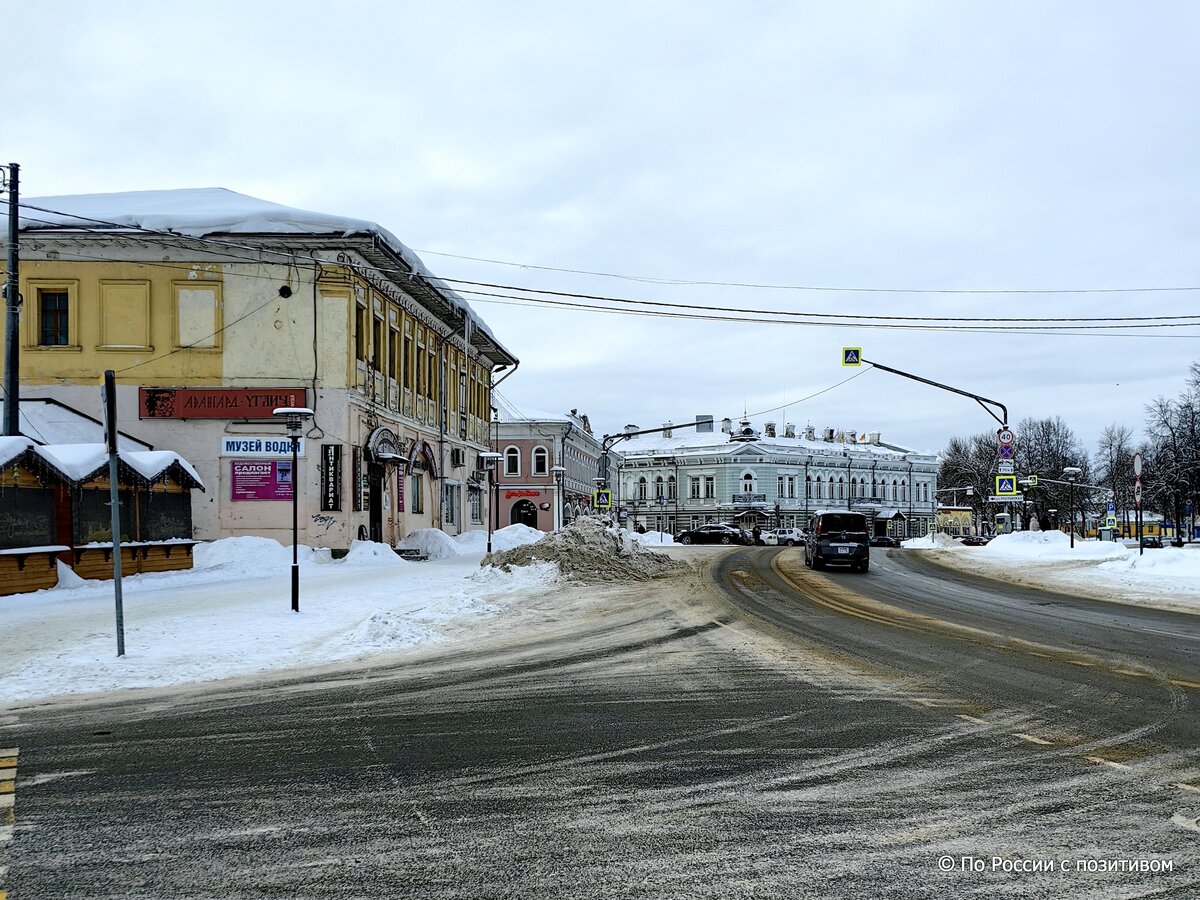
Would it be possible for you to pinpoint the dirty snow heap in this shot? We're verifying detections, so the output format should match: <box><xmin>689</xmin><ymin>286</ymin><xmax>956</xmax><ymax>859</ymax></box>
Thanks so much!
<box><xmin>483</xmin><ymin>517</ymin><xmax>684</xmax><ymax>582</ymax></box>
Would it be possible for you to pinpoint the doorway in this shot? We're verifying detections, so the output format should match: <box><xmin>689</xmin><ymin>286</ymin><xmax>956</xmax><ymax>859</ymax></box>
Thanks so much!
<box><xmin>510</xmin><ymin>499</ymin><xmax>538</xmax><ymax>528</ymax></box>
<box><xmin>367</xmin><ymin>461</ymin><xmax>384</xmax><ymax>543</ymax></box>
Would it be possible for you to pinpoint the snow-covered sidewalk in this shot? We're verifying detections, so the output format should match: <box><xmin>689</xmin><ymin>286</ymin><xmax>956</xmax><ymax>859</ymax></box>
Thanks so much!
<box><xmin>902</xmin><ymin>530</ymin><xmax>1200</xmax><ymax>614</ymax></box>
<box><xmin>1</xmin><ymin>526</ymin><xmax>555</xmax><ymax>705</ymax></box>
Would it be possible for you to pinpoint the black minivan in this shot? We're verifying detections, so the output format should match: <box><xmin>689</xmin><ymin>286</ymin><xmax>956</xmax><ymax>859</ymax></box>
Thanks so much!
<box><xmin>804</xmin><ymin>511</ymin><xmax>870</xmax><ymax>573</ymax></box>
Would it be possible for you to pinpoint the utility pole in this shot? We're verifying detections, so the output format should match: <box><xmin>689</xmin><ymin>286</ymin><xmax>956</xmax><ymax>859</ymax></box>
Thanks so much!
<box><xmin>3</xmin><ymin>163</ymin><xmax>19</xmax><ymax>436</ymax></box>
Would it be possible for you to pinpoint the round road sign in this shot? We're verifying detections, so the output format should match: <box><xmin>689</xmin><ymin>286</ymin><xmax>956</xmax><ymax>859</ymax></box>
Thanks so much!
<box><xmin>1133</xmin><ymin>452</ymin><xmax>1143</xmax><ymax>476</ymax></box>
<box><xmin>998</xmin><ymin>428</ymin><xmax>1015</xmax><ymax>445</ymax></box>
<box><xmin>998</xmin><ymin>444</ymin><xmax>1016</xmax><ymax>460</ymax></box>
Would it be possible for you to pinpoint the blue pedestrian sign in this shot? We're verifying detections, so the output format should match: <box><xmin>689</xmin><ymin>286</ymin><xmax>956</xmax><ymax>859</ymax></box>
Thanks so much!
<box><xmin>995</xmin><ymin>476</ymin><xmax>1017</xmax><ymax>496</ymax></box>
<box><xmin>842</xmin><ymin>347</ymin><xmax>862</xmax><ymax>366</ymax></box>
<box><xmin>593</xmin><ymin>489</ymin><xmax>613</xmax><ymax>509</ymax></box>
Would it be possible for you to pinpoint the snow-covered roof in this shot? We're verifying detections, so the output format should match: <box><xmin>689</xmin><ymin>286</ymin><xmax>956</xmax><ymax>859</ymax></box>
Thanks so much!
<box><xmin>24</xmin><ymin>443</ymin><xmax>204</xmax><ymax>490</ymax></box>
<box><xmin>493</xmin><ymin>395</ymin><xmax>589</xmax><ymax>428</ymax></box>
<box><xmin>0</xmin><ymin>435</ymin><xmax>35</xmax><ymax>469</ymax></box>
<box><xmin>0</xmin><ymin>398</ymin><xmax>152</xmax><ymax>450</ymax></box>
<box><xmin>613</xmin><ymin>428</ymin><xmax>914</xmax><ymax>459</ymax></box>
<box><xmin>12</xmin><ymin>188</ymin><xmax>514</xmax><ymax>365</ymax></box>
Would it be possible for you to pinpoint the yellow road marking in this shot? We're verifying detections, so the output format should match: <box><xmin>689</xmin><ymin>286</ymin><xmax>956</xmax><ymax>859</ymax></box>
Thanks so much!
<box><xmin>1175</xmin><ymin>782</ymin><xmax>1200</xmax><ymax>794</ymax></box>
<box><xmin>1015</xmin><ymin>733</ymin><xmax>1055</xmax><ymax>745</ymax></box>
<box><xmin>1168</xmin><ymin>679</ymin><xmax>1200</xmax><ymax>691</ymax></box>
<box><xmin>957</xmin><ymin>715</ymin><xmax>988</xmax><ymax>725</ymax></box>
<box><xmin>0</xmin><ymin>784</ymin><xmax>11</xmax><ymax>795</ymax></box>
<box><xmin>1114</xmin><ymin>668</ymin><xmax>1150</xmax><ymax>678</ymax></box>
<box><xmin>0</xmin><ymin>761</ymin><xmax>14</xmax><ymax>771</ymax></box>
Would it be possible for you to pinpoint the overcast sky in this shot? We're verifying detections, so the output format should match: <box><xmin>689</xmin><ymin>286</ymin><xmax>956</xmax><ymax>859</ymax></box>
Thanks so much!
<box><xmin>8</xmin><ymin>1</ymin><xmax>1200</xmax><ymax>454</ymax></box>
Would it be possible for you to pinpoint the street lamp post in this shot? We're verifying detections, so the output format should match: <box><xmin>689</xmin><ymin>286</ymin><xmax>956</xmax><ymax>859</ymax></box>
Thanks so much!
<box><xmin>550</xmin><ymin>465</ymin><xmax>566</xmax><ymax>531</ymax></box>
<box><xmin>480</xmin><ymin>452</ymin><xmax>502</xmax><ymax>554</ymax></box>
<box><xmin>1062</xmin><ymin>466</ymin><xmax>1082</xmax><ymax>549</ymax></box>
<box><xmin>273</xmin><ymin>406</ymin><xmax>314</xmax><ymax>612</ymax></box>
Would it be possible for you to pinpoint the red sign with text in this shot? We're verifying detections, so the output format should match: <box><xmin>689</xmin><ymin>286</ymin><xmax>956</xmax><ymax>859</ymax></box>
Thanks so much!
<box><xmin>140</xmin><ymin>387</ymin><xmax>306</xmax><ymax>419</ymax></box>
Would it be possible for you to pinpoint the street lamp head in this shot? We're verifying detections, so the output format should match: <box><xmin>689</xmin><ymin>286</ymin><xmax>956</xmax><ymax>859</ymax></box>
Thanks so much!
<box><xmin>273</xmin><ymin>406</ymin><xmax>314</xmax><ymax>436</ymax></box>
<box><xmin>550</xmin><ymin>465</ymin><xmax>566</xmax><ymax>474</ymax></box>
<box><xmin>1062</xmin><ymin>466</ymin><xmax>1082</xmax><ymax>481</ymax></box>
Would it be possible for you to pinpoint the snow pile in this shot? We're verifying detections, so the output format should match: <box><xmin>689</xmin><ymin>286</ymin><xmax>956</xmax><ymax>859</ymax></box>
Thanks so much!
<box><xmin>341</xmin><ymin>540</ymin><xmax>408</xmax><ymax>567</ymax></box>
<box><xmin>193</xmin><ymin>535</ymin><xmax>297</xmax><ymax>575</ymax></box>
<box><xmin>632</xmin><ymin>531</ymin><xmax>675</xmax><ymax>545</ymax></box>
<box><xmin>483</xmin><ymin>516</ymin><xmax>684</xmax><ymax>582</ymax></box>
<box><xmin>398</xmin><ymin>528</ymin><xmax>463</xmax><ymax>560</ymax></box>
<box><xmin>903</xmin><ymin>532</ymin><xmax>960</xmax><ymax>550</ymax></box>
<box><xmin>984</xmin><ymin>530</ymin><xmax>1128</xmax><ymax>561</ymax></box>
<box><xmin>451</xmin><ymin>524</ymin><xmax>546</xmax><ymax>556</ymax></box>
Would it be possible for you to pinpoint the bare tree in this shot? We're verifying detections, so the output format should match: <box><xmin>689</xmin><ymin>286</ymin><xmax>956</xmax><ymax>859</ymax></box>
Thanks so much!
<box><xmin>1094</xmin><ymin>423</ymin><xmax>1136</xmax><ymax>532</ymax></box>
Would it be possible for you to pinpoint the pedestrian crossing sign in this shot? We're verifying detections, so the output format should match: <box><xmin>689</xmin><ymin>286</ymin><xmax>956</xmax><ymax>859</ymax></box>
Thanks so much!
<box><xmin>842</xmin><ymin>347</ymin><xmax>862</xmax><ymax>366</ymax></box>
<box><xmin>995</xmin><ymin>476</ymin><xmax>1017</xmax><ymax>496</ymax></box>
<box><xmin>593</xmin><ymin>489</ymin><xmax>613</xmax><ymax>509</ymax></box>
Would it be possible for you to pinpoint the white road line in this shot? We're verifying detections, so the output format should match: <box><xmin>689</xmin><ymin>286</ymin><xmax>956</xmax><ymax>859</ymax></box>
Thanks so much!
<box><xmin>1086</xmin><ymin>755</ymin><xmax>1131</xmax><ymax>771</ymax></box>
<box><xmin>957</xmin><ymin>714</ymin><xmax>988</xmax><ymax>725</ymax></box>
<box><xmin>0</xmin><ymin>771</ymin><xmax>12</xmax><ymax>782</ymax></box>
<box><xmin>0</xmin><ymin>750</ymin><xmax>16</xmax><ymax>759</ymax></box>
<box><xmin>1015</xmin><ymin>733</ymin><xmax>1054</xmax><ymax>745</ymax></box>
<box><xmin>0</xmin><ymin>795</ymin><xmax>12</xmax><ymax>809</ymax></box>
<box><xmin>0</xmin><ymin>826</ymin><xmax>12</xmax><ymax>842</ymax></box>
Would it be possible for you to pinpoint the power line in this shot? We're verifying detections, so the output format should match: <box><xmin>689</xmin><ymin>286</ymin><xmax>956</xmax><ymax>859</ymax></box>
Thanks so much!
<box><xmin>416</xmin><ymin>248</ymin><xmax>1200</xmax><ymax>295</ymax></box>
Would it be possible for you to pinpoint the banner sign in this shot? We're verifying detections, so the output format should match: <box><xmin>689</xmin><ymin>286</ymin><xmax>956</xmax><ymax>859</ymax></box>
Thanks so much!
<box><xmin>220</xmin><ymin>436</ymin><xmax>305</xmax><ymax>458</ymax></box>
<box><xmin>140</xmin><ymin>387</ymin><xmax>306</xmax><ymax>419</ymax></box>
<box><xmin>230</xmin><ymin>459</ymin><xmax>293</xmax><ymax>501</ymax></box>
<box><xmin>321</xmin><ymin>444</ymin><xmax>342</xmax><ymax>511</ymax></box>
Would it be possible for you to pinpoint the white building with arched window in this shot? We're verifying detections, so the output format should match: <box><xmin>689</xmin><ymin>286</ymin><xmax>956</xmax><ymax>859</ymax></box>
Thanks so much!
<box><xmin>611</xmin><ymin>417</ymin><xmax>938</xmax><ymax>537</ymax></box>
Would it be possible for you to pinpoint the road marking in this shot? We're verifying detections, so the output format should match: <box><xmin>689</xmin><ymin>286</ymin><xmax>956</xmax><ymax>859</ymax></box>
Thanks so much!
<box><xmin>957</xmin><ymin>715</ymin><xmax>988</xmax><ymax>725</ymax></box>
<box><xmin>1175</xmin><ymin>782</ymin><xmax>1200</xmax><ymax>794</ymax></box>
<box><xmin>0</xmin><ymin>784</ymin><xmax>11</xmax><ymax>795</ymax></box>
<box><xmin>1015</xmin><ymin>733</ymin><xmax>1055</xmax><ymax>745</ymax></box>
<box><xmin>0</xmin><ymin>748</ymin><xmax>12</xmax><ymax>900</ymax></box>
<box><xmin>1168</xmin><ymin>678</ymin><xmax>1200</xmax><ymax>691</ymax></box>
<box><xmin>0</xmin><ymin>826</ymin><xmax>11</xmax><ymax>842</ymax></box>
<box><xmin>0</xmin><ymin>772</ymin><xmax>13</xmax><ymax>783</ymax></box>
<box><xmin>0</xmin><ymin>796</ymin><xmax>11</xmax><ymax>809</ymax></box>
<box><xmin>1114</xmin><ymin>668</ymin><xmax>1149</xmax><ymax>678</ymax></box>
<box><xmin>1086</xmin><ymin>755</ymin><xmax>1131</xmax><ymax>771</ymax></box>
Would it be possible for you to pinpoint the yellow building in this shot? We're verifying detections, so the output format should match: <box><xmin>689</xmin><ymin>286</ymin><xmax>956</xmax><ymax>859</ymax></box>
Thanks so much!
<box><xmin>2</xmin><ymin>188</ymin><xmax>517</xmax><ymax>548</ymax></box>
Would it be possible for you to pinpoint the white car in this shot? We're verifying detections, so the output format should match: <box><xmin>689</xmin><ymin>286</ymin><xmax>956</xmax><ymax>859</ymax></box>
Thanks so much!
<box><xmin>757</xmin><ymin>530</ymin><xmax>779</xmax><ymax>546</ymax></box>
<box><xmin>773</xmin><ymin>528</ymin><xmax>805</xmax><ymax>546</ymax></box>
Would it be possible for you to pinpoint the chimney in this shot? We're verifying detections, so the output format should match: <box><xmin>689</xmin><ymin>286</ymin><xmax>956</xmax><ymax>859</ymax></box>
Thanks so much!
<box><xmin>721</xmin><ymin>417</ymin><xmax>732</xmax><ymax>434</ymax></box>
<box><xmin>695</xmin><ymin>414</ymin><xmax>714</xmax><ymax>433</ymax></box>
<box><xmin>765</xmin><ymin>421</ymin><xmax>776</xmax><ymax>438</ymax></box>
<box><xmin>823</xmin><ymin>427</ymin><xmax>835</xmax><ymax>442</ymax></box>
<box><xmin>846</xmin><ymin>429</ymin><xmax>857</xmax><ymax>444</ymax></box>
<box><xmin>804</xmin><ymin>425</ymin><xmax>816</xmax><ymax>441</ymax></box>
<box><xmin>784</xmin><ymin>423</ymin><xmax>796</xmax><ymax>438</ymax></box>
<box><xmin>662</xmin><ymin>421</ymin><xmax>673</xmax><ymax>438</ymax></box>
<box><xmin>868</xmin><ymin>431</ymin><xmax>881</xmax><ymax>445</ymax></box>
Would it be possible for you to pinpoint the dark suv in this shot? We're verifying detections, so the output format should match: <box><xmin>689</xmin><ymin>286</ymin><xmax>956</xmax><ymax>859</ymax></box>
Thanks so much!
<box><xmin>804</xmin><ymin>511</ymin><xmax>870</xmax><ymax>572</ymax></box>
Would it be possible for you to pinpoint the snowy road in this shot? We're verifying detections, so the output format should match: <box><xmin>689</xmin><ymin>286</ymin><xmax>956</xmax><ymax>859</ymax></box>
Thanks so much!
<box><xmin>4</xmin><ymin>546</ymin><xmax>1199</xmax><ymax>898</ymax></box>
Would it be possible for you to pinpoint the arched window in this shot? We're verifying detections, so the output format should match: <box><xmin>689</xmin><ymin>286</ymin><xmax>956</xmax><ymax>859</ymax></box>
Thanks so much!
<box><xmin>816</xmin><ymin>476</ymin><xmax>824</xmax><ymax>499</ymax></box>
<box><xmin>532</xmin><ymin>446</ymin><xmax>548</xmax><ymax>476</ymax></box>
<box><xmin>901</xmin><ymin>479</ymin><xmax>908</xmax><ymax>501</ymax></box>
<box><xmin>892</xmin><ymin>479</ymin><xmax>899</xmax><ymax>501</ymax></box>
<box><xmin>655</xmin><ymin>476</ymin><xmax>665</xmax><ymax>499</ymax></box>
<box><xmin>838</xmin><ymin>477</ymin><xmax>845</xmax><ymax>499</ymax></box>
<box><xmin>504</xmin><ymin>446</ymin><xmax>520</xmax><ymax>476</ymax></box>
<box><xmin>806</xmin><ymin>475</ymin><xmax>812</xmax><ymax>498</ymax></box>
<box><xmin>871</xmin><ymin>478</ymin><xmax>878</xmax><ymax>499</ymax></box>
<box><xmin>667</xmin><ymin>475</ymin><xmax>676</xmax><ymax>499</ymax></box>
<box><xmin>637</xmin><ymin>477</ymin><xmax>648</xmax><ymax>500</ymax></box>
<box><xmin>742</xmin><ymin>472</ymin><xmax>755</xmax><ymax>492</ymax></box>
<box><xmin>851</xmin><ymin>477</ymin><xmax>858</xmax><ymax>497</ymax></box>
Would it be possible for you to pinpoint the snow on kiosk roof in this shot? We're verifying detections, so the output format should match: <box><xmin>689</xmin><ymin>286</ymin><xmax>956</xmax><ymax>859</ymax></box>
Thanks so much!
<box><xmin>24</xmin><ymin>443</ymin><xmax>205</xmax><ymax>490</ymax></box>
<box><xmin>13</xmin><ymin>187</ymin><xmax>516</xmax><ymax>367</ymax></box>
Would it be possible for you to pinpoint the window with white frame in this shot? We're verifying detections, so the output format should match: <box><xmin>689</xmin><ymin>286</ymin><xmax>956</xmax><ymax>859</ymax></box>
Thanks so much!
<box><xmin>532</xmin><ymin>446</ymin><xmax>549</xmax><ymax>476</ymax></box>
<box><xmin>689</xmin><ymin>477</ymin><xmax>701</xmax><ymax>499</ymax></box>
<box><xmin>638</xmin><ymin>477</ymin><xmax>648</xmax><ymax>500</ymax></box>
<box><xmin>703</xmin><ymin>476</ymin><xmax>715</xmax><ymax>499</ymax></box>
<box><xmin>655</xmin><ymin>476</ymin><xmax>664</xmax><ymax>499</ymax></box>
<box><xmin>504</xmin><ymin>446</ymin><xmax>520</xmax><ymax>476</ymax></box>
<box><xmin>667</xmin><ymin>475</ymin><xmax>676</xmax><ymax>499</ymax></box>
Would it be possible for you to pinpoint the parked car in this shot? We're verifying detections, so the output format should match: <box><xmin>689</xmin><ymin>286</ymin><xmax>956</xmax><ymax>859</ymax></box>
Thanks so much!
<box><xmin>1140</xmin><ymin>536</ymin><xmax>1163</xmax><ymax>549</ymax></box>
<box><xmin>869</xmin><ymin>535</ymin><xmax>900</xmax><ymax>548</ymax></box>
<box><xmin>960</xmin><ymin>535</ymin><xmax>991</xmax><ymax>546</ymax></box>
<box><xmin>774</xmin><ymin>527</ymin><xmax>805</xmax><ymax>546</ymax></box>
<box><xmin>674</xmin><ymin>523</ymin><xmax>753</xmax><ymax>545</ymax></box>
<box><xmin>757</xmin><ymin>530</ymin><xmax>778</xmax><ymax>546</ymax></box>
<box><xmin>804</xmin><ymin>511</ymin><xmax>870</xmax><ymax>572</ymax></box>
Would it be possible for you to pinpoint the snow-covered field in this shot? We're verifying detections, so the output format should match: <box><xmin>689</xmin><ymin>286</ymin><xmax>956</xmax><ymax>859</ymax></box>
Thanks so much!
<box><xmin>903</xmin><ymin>530</ymin><xmax>1200</xmax><ymax>614</ymax></box>
<box><xmin>0</xmin><ymin>526</ymin><xmax>554</xmax><ymax>704</ymax></box>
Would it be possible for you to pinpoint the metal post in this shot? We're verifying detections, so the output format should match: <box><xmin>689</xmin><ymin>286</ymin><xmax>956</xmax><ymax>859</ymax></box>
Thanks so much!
<box><xmin>3</xmin><ymin>163</ymin><xmax>20</xmax><ymax>437</ymax></box>
<box><xmin>290</xmin><ymin>432</ymin><xmax>300</xmax><ymax>612</ymax></box>
<box><xmin>103</xmin><ymin>370</ymin><xmax>125</xmax><ymax>657</ymax></box>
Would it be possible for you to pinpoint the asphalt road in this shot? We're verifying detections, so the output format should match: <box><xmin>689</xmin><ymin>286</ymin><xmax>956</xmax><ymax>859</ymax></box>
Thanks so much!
<box><xmin>3</xmin><ymin>548</ymin><xmax>1198</xmax><ymax>899</ymax></box>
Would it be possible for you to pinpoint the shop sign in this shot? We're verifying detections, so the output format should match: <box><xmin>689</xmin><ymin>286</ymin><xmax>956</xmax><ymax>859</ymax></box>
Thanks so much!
<box><xmin>140</xmin><ymin>387</ymin><xmax>306</xmax><ymax>419</ymax></box>
<box><xmin>220</xmin><ymin>436</ymin><xmax>306</xmax><ymax>458</ymax></box>
<box><xmin>321</xmin><ymin>444</ymin><xmax>341</xmax><ymax>511</ymax></box>
<box><xmin>231</xmin><ymin>460</ymin><xmax>293</xmax><ymax>501</ymax></box>
<box><xmin>505</xmin><ymin>489</ymin><xmax>542</xmax><ymax>499</ymax></box>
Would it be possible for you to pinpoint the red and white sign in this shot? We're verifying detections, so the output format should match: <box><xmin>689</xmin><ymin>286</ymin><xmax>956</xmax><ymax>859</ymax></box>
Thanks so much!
<box><xmin>997</xmin><ymin>428</ymin><xmax>1015</xmax><ymax>445</ymax></box>
<box><xmin>505</xmin><ymin>489</ymin><xmax>542</xmax><ymax>499</ymax></box>
<box><xmin>140</xmin><ymin>387</ymin><xmax>307</xmax><ymax>419</ymax></box>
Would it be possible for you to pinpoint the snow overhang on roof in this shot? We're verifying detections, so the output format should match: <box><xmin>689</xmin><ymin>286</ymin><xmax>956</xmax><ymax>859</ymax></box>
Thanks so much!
<box><xmin>11</xmin><ymin>188</ymin><xmax>517</xmax><ymax>370</ymax></box>
<box><xmin>27</xmin><ymin>443</ymin><xmax>205</xmax><ymax>490</ymax></box>
<box><xmin>0</xmin><ymin>435</ymin><xmax>36</xmax><ymax>469</ymax></box>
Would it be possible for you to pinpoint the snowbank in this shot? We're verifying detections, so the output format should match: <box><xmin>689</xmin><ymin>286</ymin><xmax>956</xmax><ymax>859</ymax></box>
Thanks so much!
<box><xmin>485</xmin><ymin>517</ymin><xmax>683</xmax><ymax>582</ymax></box>
<box><xmin>982</xmin><ymin>530</ymin><xmax>1127</xmax><ymax>561</ymax></box>
<box><xmin>449</xmin><ymin>524</ymin><xmax>546</xmax><ymax>556</ymax></box>
<box><xmin>0</xmin><ymin>534</ymin><xmax>561</xmax><ymax>703</ymax></box>
<box><xmin>632</xmin><ymin>531</ymin><xmax>675</xmax><ymax>545</ymax></box>
<box><xmin>902</xmin><ymin>532</ymin><xmax>960</xmax><ymax>550</ymax></box>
